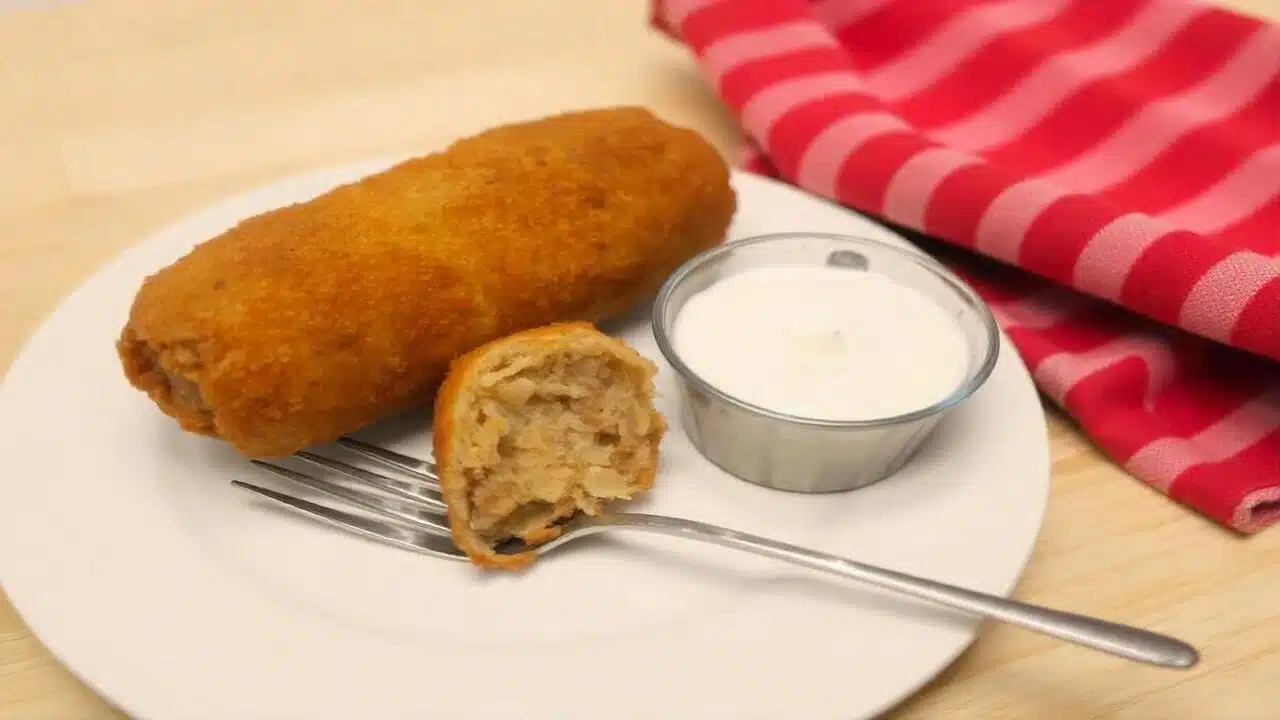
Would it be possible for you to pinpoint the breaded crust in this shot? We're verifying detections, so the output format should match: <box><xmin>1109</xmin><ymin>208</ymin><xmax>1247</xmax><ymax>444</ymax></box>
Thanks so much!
<box><xmin>433</xmin><ymin>322</ymin><xmax>664</xmax><ymax>570</ymax></box>
<box><xmin>118</xmin><ymin>107</ymin><xmax>733</xmax><ymax>457</ymax></box>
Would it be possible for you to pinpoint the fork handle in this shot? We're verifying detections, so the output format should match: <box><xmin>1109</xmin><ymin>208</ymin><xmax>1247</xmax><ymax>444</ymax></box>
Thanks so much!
<box><xmin>576</xmin><ymin>513</ymin><xmax>1199</xmax><ymax>669</ymax></box>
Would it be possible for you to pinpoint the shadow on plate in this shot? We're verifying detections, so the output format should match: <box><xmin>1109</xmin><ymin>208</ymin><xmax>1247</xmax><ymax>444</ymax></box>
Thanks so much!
<box><xmin>557</xmin><ymin>532</ymin><xmax>973</xmax><ymax>629</ymax></box>
<box><xmin>595</xmin><ymin>299</ymin><xmax>654</xmax><ymax>338</ymax></box>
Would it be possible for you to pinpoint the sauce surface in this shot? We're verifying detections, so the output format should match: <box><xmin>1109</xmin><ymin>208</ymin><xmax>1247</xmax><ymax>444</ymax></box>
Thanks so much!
<box><xmin>671</xmin><ymin>266</ymin><xmax>971</xmax><ymax>421</ymax></box>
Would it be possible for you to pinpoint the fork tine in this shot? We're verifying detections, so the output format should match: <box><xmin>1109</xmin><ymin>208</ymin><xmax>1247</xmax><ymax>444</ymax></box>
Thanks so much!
<box><xmin>232</xmin><ymin>481</ymin><xmax>466</xmax><ymax>561</ymax></box>
<box><xmin>295</xmin><ymin>451</ymin><xmax>446</xmax><ymax>513</ymax></box>
<box><xmin>250</xmin><ymin>460</ymin><xmax>452</xmax><ymax>537</ymax></box>
<box><xmin>336</xmin><ymin>437</ymin><xmax>439</xmax><ymax>482</ymax></box>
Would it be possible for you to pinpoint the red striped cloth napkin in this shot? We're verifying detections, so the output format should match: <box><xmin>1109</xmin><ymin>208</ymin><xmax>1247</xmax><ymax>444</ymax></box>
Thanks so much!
<box><xmin>651</xmin><ymin>0</ymin><xmax>1280</xmax><ymax>532</ymax></box>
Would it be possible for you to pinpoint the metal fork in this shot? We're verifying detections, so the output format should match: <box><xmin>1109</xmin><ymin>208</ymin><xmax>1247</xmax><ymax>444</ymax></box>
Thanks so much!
<box><xmin>233</xmin><ymin>437</ymin><xmax>1199</xmax><ymax>670</ymax></box>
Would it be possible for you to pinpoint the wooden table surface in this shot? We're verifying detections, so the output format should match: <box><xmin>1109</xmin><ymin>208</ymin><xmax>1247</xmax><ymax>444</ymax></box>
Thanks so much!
<box><xmin>2</xmin><ymin>0</ymin><xmax>1278</xmax><ymax>717</ymax></box>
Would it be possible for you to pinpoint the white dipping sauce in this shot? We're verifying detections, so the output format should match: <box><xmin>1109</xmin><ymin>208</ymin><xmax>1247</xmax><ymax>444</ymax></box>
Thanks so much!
<box><xmin>671</xmin><ymin>266</ymin><xmax>971</xmax><ymax>421</ymax></box>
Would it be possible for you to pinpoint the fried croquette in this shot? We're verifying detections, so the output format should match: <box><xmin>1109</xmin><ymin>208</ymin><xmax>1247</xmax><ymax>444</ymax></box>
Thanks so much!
<box><xmin>117</xmin><ymin>106</ymin><xmax>735</xmax><ymax>457</ymax></box>
<box><xmin>433</xmin><ymin>322</ymin><xmax>665</xmax><ymax>569</ymax></box>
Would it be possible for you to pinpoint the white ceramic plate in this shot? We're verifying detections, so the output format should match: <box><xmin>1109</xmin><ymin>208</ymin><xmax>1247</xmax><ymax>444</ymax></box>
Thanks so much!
<box><xmin>0</xmin><ymin>162</ymin><xmax>1050</xmax><ymax>720</ymax></box>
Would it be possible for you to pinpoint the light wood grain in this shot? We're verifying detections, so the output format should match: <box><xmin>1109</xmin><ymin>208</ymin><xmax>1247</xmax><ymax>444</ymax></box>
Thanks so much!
<box><xmin>1</xmin><ymin>0</ymin><xmax>1277</xmax><ymax>717</ymax></box>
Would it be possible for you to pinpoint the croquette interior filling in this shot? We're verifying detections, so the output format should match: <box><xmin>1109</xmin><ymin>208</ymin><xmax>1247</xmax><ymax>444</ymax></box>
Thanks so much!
<box><xmin>455</xmin><ymin>348</ymin><xmax>655</xmax><ymax>543</ymax></box>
